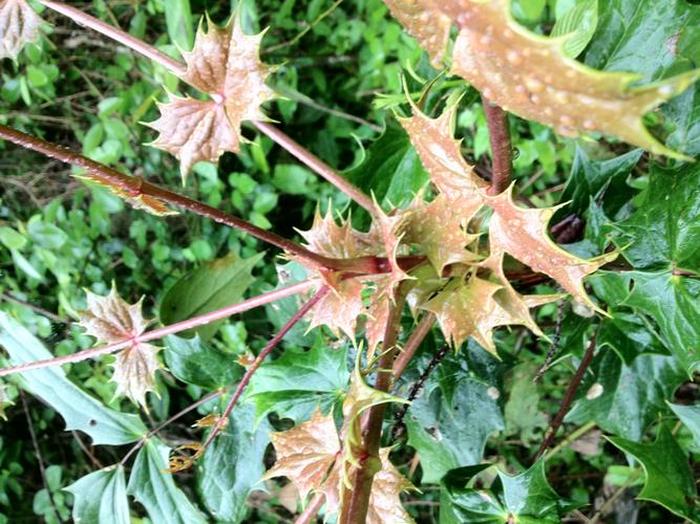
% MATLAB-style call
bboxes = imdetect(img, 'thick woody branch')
[0,280,316,378]
[482,96,513,195]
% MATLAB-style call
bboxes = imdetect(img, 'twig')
[0,280,316,378]
[392,313,435,379]
[544,421,597,460]
[71,430,103,469]
[589,469,643,524]
[482,96,512,195]
[1,293,64,323]
[535,331,599,460]
[338,290,407,524]
[391,344,450,440]
[294,492,325,524]
[198,286,329,454]
[266,0,345,53]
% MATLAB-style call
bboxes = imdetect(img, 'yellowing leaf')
[148,16,274,180]
[445,0,699,158]
[486,187,617,311]
[383,0,451,66]
[263,409,340,500]
[78,286,160,407]
[0,0,42,60]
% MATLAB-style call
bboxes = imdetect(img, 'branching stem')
[0,280,315,378]
[392,312,435,379]
[482,96,513,195]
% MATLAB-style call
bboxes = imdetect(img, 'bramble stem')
[39,1,187,76]
[482,96,513,195]
[338,290,407,524]
[535,331,599,460]
[392,312,435,379]
[0,280,316,378]
[253,122,376,214]
[199,286,329,453]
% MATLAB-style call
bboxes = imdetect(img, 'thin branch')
[294,492,325,524]
[198,286,329,453]
[1,293,64,323]
[0,280,316,378]
[253,122,377,214]
[482,96,513,195]
[535,331,599,460]
[392,312,435,379]
[544,421,597,460]
[338,290,407,524]
[39,1,186,76]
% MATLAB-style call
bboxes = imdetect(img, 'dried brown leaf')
[0,0,42,60]
[148,16,275,180]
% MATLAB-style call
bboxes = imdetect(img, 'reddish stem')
[199,286,329,452]
[482,96,513,195]
[0,280,316,378]
[294,492,325,524]
[392,312,435,379]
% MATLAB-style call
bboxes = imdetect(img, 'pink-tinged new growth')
[148,15,275,180]
[0,0,42,60]
[78,286,160,407]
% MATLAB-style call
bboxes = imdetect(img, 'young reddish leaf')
[486,187,617,312]
[263,409,341,500]
[0,0,42,60]
[148,16,275,180]
[382,0,451,67]
[307,278,365,339]
[364,286,392,352]
[365,449,415,524]
[298,206,379,261]
[444,0,700,159]
[78,286,160,407]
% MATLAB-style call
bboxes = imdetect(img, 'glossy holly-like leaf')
[382,0,451,66]
[404,348,504,483]
[613,163,700,271]
[308,278,365,339]
[607,425,699,522]
[246,344,349,423]
[441,461,571,523]
[263,409,341,500]
[197,404,270,523]
[0,0,42,60]
[668,403,700,449]
[65,466,130,524]
[442,0,700,158]
[163,335,241,390]
[160,252,262,340]
[566,349,686,441]
[127,439,207,524]
[148,16,275,180]
[0,312,147,445]
[78,286,159,407]
[487,187,618,312]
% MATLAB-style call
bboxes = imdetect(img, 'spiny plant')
[0,0,699,523]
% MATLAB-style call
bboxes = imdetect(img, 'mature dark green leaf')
[405,348,504,484]
[665,86,700,156]
[613,164,700,271]
[566,349,686,440]
[165,0,195,51]
[164,335,241,389]
[559,147,641,217]
[0,313,146,445]
[197,403,270,523]
[607,425,699,522]
[160,253,262,340]
[551,0,599,58]
[592,270,700,373]
[441,461,570,523]
[246,344,349,423]
[346,123,428,209]
[668,402,700,449]
[127,439,207,524]
[64,466,130,524]
[265,261,315,346]
[598,311,668,364]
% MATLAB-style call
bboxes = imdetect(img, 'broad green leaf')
[503,364,547,443]
[598,311,668,364]
[164,335,241,389]
[266,261,315,346]
[551,0,598,58]
[127,439,207,524]
[64,466,130,524]
[592,270,700,373]
[405,348,504,483]
[607,425,699,522]
[246,344,349,423]
[0,313,146,445]
[346,124,428,212]
[164,0,194,51]
[197,404,270,523]
[160,252,262,340]
[668,402,700,449]
[566,349,685,440]
[665,85,700,157]
[0,226,26,250]
[559,146,641,217]
[614,163,700,271]
[441,461,570,524]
